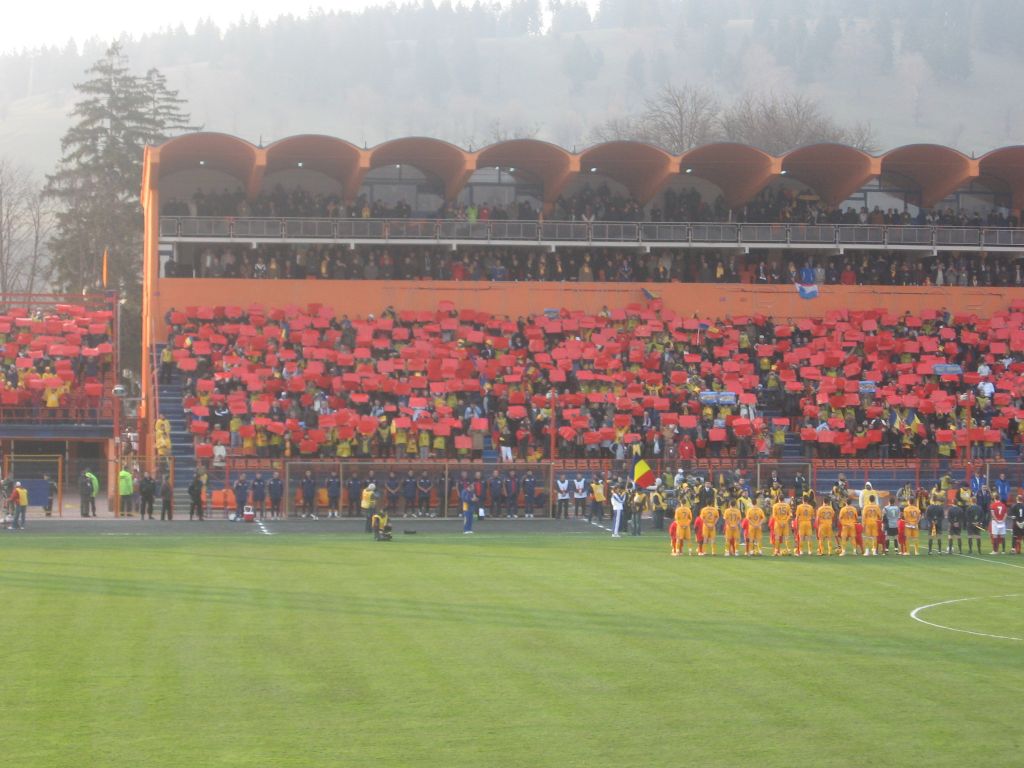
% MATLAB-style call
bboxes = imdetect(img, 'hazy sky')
[3,1,598,55]
[1,1,368,53]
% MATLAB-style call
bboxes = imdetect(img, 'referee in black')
[926,496,946,555]
[1010,494,1024,555]
[946,500,965,554]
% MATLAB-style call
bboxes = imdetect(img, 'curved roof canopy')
[264,134,362,185]
[149,133,1024,210]
[678,143,775,207]
[781,143,878,206]
[577,142,676,203]
[475,139,574,193]
[881,144,975,208]
[979,146,1024,206]
[156,132,258,185]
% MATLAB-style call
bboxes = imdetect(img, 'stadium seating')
[164,300,1024,464]
[166,182,1020,228]
[0,303,114,421]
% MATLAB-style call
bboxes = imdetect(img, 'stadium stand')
[162,181,1020,226]
[162,301,1024,469]
[139,135,1024,513]
[0,301,115,424]
[165,243,1024,287]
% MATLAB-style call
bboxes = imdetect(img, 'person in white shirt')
[611,485,626,537]
[555,474,570,519]
[572,474,588,518]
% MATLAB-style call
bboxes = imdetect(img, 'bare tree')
[590,115,650,145]
[487,118,542,143]
[22,188,55,295]
[842,121,880,154]
[590,84,720,151]
[0,159,54,295]
[720,92,878,154]
[641,84,721,153]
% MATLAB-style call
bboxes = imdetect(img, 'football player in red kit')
[989,496,1008,554]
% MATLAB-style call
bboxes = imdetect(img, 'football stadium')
[4,9,1024,766]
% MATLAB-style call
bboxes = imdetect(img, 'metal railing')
[0,400,116,425]
[157,216,1024,251]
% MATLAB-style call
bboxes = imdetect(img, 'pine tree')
[44,42,194,370]
[140,68,201,144]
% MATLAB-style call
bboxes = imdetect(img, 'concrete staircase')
[155,349,197,499]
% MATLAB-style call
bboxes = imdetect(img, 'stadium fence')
[173,458,983,515]
[1,454,63,516]
[200,459,557,518]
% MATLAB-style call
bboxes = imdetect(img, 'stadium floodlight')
[297,161,303,167]
[395,164,401,169]
[685,168,693,173]
[509,167,515,172]
[198,160,205,166]
[590,167,597,172]
[780,169,788,175]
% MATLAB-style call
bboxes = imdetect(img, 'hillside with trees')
[0,0,1020,176]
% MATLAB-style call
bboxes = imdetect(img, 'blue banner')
[796,283,819,300]
[699,391,737,405]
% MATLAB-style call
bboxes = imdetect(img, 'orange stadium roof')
[145,133,1024,210]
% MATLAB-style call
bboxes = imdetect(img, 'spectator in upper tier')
[167,243,1024,289]
[163,182,1020,229]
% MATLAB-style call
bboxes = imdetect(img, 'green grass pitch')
[1,529,1022,767]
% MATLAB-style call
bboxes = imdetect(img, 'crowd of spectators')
[164,300,1024,467]
[0,304,114,420]
[161,182,1020,228]
[166,244,1024,288]
[163,186,538,222]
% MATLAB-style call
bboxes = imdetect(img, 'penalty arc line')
[909,594,1022,642]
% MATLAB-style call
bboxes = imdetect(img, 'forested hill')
[0,0,1020,172]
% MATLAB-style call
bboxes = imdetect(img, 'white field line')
[909,594,1022,642]
[955,553,1024,569]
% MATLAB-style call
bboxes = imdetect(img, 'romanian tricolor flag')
[633,456,655,489]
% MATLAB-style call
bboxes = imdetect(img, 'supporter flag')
[633,456,655,489]
[641,287,659,301]
[795,282,819,300]
[102,248,109,289]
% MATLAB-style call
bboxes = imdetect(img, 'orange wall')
[152,278,1024,341]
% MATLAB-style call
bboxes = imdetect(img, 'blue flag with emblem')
[796,283,819,300]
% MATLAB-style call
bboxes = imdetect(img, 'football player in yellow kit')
[861,495,883,556]
[837,502,859,556]
[816,499,836,556]
[699,505,720,556]
[722,503,743,557]
[771,498,793,556]
[744,502,766,555]
[902,501,922,555]
[794,496,816,557]
[672,502,693,556]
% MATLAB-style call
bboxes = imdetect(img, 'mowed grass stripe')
[0,533,1022,767]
